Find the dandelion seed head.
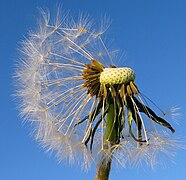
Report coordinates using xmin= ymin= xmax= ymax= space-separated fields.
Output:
xmin=15 ymin=8 xmax=182 ymax=171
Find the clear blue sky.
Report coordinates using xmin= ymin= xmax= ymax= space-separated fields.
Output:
xmin=1 ymin=0 xmax=186 ymax=179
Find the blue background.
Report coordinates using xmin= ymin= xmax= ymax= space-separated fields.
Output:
xmin=1 ymin=0 xmax=186 ymax=179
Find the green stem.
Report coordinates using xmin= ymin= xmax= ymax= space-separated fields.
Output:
xmin=94 ymin=103 xmax=116 ymax=180
xmin=94 ymin=158 xmax=112 ymax=180
xmin=105 ymin=103 xmax=117 ymax=142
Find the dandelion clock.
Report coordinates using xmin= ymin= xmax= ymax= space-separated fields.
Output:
xmin=15 ymin=8 xmax=182 ymax=180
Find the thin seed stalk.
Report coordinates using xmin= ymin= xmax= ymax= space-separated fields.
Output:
xmin=94 ymin=103 xmax=116 ymax=180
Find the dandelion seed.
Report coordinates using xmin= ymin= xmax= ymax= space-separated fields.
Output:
xmin=15 ymin=8 xmax=182 ymax=178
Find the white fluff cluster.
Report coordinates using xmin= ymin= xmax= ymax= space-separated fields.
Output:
xmin=15 ymin=8 xmax=182 ymax=171
xmin=15 ymin=9 xmax=114 ymax=170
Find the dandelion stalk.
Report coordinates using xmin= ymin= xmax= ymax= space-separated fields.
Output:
xmin=95 ymin=103 xmax=115 ymax=180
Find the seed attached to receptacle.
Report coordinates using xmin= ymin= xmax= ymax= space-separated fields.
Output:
xmin=100 ymin=67 xmax=135 ymax=85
